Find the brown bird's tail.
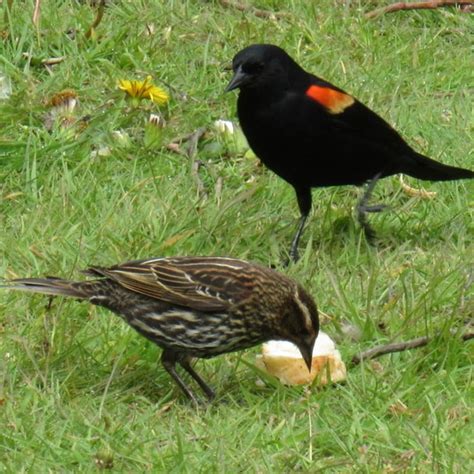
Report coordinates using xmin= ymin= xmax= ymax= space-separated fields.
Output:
xmin=406 ymin=152 xmax=474 ymax=182
xmin=2 ymin=277 xmax=92 ymax=299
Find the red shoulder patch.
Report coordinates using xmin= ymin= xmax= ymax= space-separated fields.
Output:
xmin=305 ymin=85 xmax=355 ymax=114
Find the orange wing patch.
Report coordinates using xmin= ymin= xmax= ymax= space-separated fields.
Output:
xmin=305 ymin=85 xmax=355 ymax=114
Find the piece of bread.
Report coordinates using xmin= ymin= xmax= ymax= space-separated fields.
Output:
xmin=255 ymin=331 xmax=346 ymax=386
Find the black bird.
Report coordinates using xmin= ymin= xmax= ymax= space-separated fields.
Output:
xmin=226 ymin=44 xmax=474 ymax=261
xmin=2 ymin=256 xmax=319 ymax=403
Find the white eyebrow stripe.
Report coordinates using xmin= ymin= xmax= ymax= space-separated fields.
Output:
xmin=293 ymin=288 xmax=313 ymax=331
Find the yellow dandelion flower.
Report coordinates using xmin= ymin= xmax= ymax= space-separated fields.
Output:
xmin=118 ymin=75 xmax=169 ymax=106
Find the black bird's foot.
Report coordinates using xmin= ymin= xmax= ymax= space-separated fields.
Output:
xmin=287 ymin=212 xmax=309 ymax=264
xmin=288 ymin=244 xmax=300 ymax=265
xmin=358 ymin=203 xmax=389 ymax=214
xmin=356 ymin=206 xmax=376 ymax=243
xmin=360 ymin=219 xmax=377 ymax=243
xmin=355 ymin=172 xmax=387 ymax=243
xmin=356 ymin=203 xmax=389 ymax=243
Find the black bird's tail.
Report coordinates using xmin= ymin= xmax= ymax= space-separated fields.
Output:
xmin=2 ymin=277 xmax=92 ymax=299
xmin=406 ymin=152 xmax=474 ymax=182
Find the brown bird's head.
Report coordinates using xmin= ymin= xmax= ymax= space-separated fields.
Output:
xmin=277 ymin=284 xmax=319 ymax=373
xmin=225 ymin=44 xmax=304 ymax=93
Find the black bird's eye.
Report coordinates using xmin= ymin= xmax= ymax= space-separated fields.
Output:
xmin=243 ymin=62 xmax=264 ymax=75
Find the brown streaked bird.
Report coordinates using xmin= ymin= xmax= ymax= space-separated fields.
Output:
xmin=2 ymin=256 xmax=319 ymax=403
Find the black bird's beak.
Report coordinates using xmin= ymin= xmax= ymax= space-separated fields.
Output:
xmin=225 ymin=65 xmax=248 ymax=92
xmin=297 ymin=337 xmax=316 ymax=373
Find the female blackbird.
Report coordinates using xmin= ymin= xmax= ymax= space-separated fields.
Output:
xmin=3 ymin=256 xmax=319 ymax=403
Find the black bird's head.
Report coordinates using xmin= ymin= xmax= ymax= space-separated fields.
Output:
xmin=225 ymin=44 xmax=302 ymax=93
xmin=278 ymin=285 xmax=319 ymax=373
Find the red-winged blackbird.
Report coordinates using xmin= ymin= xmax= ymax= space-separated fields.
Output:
xmin=226 ymin=44 xmax=474 ymax=261
xmin=3 ymin=256 xmax=319 ymax=402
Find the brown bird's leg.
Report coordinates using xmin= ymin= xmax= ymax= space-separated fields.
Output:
xmin=161 ymin=350 xmax=199 ymax=404
xmin=180 ymin=357 xmax=216 ymax=401
xmin=289 ymin=187 xmax=312 ymax=263
xmin=356 ymin=172 xmax=387 ymax=241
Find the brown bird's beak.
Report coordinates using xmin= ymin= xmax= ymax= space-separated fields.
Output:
xmin=298 ymin=337 xmax=316 ymax=373
xmin=225 ymin=65 xmax=248 ymax=92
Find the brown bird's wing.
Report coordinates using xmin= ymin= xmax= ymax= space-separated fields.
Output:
xmin=86 ymin=257 xmax=259 ymax=312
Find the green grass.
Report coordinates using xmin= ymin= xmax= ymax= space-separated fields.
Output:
xmin=1 ymin=1 xmax=473 ymax=471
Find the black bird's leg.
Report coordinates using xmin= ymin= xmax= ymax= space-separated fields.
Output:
xmin=180 ymin=357 xmax=216 ymax=401
xmin=356 ymin=172 xmax=387 ymax=241
xmin=289 ymin=187 xmax=312 ymax=263
xmin=161 ymin=350 xmax=199 ymax=404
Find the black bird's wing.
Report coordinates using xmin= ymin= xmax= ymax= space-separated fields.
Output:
xmin=248 ymin=77 xmax=417 ymax=186
xmin=86 ymin=257 xmax=259 ymax=312
xmin=298 ymin=78 xmax=474 ymax=182
xmin=303 ymin=76 xmax=413 ymax=156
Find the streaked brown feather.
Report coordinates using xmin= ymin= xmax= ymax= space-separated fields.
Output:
xmin=86 ymin=257 xmax=265 ymax=312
